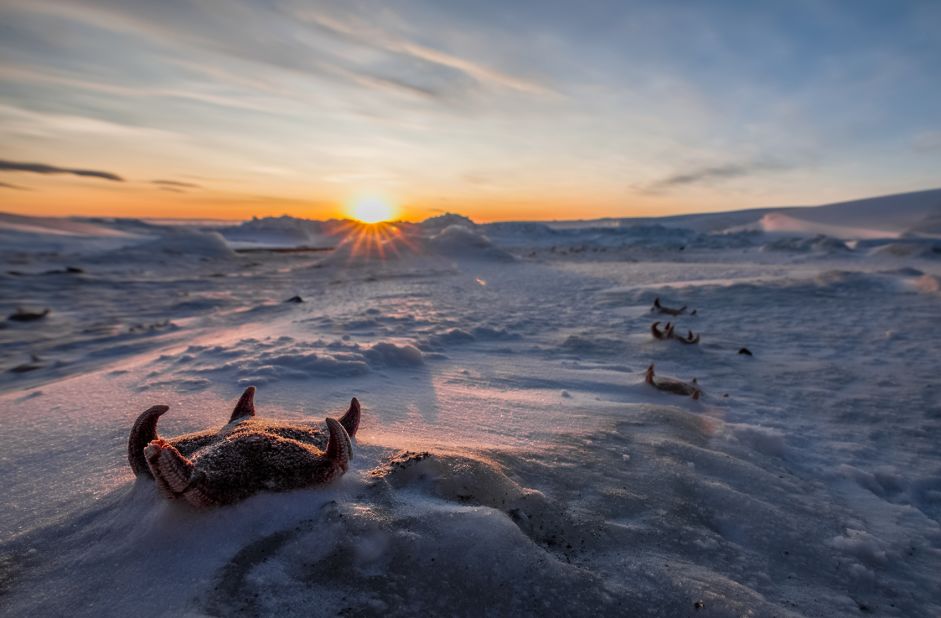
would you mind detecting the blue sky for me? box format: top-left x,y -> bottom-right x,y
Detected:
0,0 -> 938,220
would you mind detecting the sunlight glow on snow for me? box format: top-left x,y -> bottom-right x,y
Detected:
334,219 -> 415,262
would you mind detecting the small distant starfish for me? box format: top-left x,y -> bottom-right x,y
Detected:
128,387 -> 361,507
645,364 -> 701,399
651,297 -> 687,316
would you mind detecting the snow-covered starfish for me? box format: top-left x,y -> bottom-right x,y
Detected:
650,320 -> 674,340
644,364 -> 701,399
127,387 -> 361,507
651,321 -> 700,344
651,297 -> 687,316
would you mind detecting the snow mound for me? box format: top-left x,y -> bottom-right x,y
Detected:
419,212 -> 477,233
757,212 -> 889,239
426,225 -> 514,262
361,341 -> 424,367
93,228 -> 235,262
868,241 -> 941,259
761,234 -> 850,253
790,188 -> 941,238
145,336 -> 425,387
219,216 -> 342,248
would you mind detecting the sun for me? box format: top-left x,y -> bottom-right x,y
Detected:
346,196 -> 398,224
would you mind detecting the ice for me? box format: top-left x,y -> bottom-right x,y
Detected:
425,225 -> 514,262
2,189 -> 941,616
219,216 -> 343,249
96,228 -> 236,261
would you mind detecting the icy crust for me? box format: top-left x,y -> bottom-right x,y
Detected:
6,413 -> 937,617
3,196 -> 941,616
868,241 -> 941,259
95,228 -> 235,261
145,337 -> 425,387
218,215 -> 343,248
141,322 -> 520,389
760,234 -> 850,253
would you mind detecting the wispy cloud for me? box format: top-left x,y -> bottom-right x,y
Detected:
0,181 -> 31,190
14,2 -> 550,104
645,160 -> 790,192
152,179 -> 201,189
0,159 -> 124,181
300,12 -> 553,96
0,103 -> 178,140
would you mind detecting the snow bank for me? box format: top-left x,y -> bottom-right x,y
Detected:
761,234 -> 850,253
425,225 -> 514,261
219,215 -> 343,248
419,212 -> 477,233
145,336 -> 424,387
868,241 -> 941,259
86,228 -> 235,263
758,212 -> 888,239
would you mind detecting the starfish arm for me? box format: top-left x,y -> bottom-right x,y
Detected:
325,417 -> 352,470
229,386 -> 256,422
128,405 -> 169,477
146,439 -> 223,506
144,439 -> 194,497
339,397 -> 361,438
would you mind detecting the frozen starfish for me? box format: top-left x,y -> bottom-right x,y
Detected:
651,321 -> 700,344
644,364 -> 701,399
651,297 -> 687,316
128,387 -> 360,507
651,321 -> 674,340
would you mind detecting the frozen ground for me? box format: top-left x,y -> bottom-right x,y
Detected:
1,191 -> 940,617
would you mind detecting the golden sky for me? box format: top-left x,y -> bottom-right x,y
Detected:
1,1 -> 939,222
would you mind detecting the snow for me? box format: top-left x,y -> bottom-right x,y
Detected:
2,190 -> 941,616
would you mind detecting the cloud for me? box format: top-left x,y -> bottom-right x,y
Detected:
0,159 -> 124,181
355,73 -> 442,100
17,2 -> 550,104
0,181 -> 31,190
301,12 -> 552,96
152,179 -> 201,189
0,103 -> 178,140
645,160 -> 789,192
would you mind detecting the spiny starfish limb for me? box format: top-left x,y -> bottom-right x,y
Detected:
339,397 -> 361,438
228,386 -> 256,422
128,405 -> 170,477
325,417 -> 352,470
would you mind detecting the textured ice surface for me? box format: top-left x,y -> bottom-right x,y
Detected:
2,203 -> 941,616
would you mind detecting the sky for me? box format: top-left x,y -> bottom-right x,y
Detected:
0,0 -> 939,222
